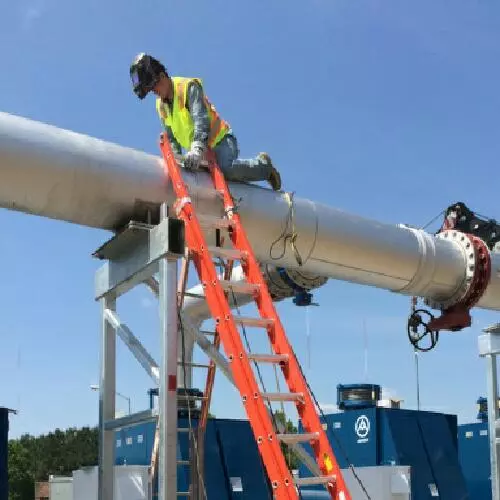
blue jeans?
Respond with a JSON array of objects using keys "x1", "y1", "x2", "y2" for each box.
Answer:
[{"x1": 213, "y1": 134, "x2": 271, "y2": 183}]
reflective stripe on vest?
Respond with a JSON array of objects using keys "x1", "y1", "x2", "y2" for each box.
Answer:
[{"x1": 155, "y1": 76, "x2": 230, "y2": 150}]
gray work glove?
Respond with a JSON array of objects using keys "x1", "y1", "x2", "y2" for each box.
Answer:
[{"x1": 184, "y1": 141, "x2": 205, "y2": 170}]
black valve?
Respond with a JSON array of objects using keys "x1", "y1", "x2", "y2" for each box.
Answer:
[{"x1": 407, "y1": 309, "x2": 440, "y2": 352}]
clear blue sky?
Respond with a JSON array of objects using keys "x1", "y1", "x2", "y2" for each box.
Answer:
[{"x1": 1, "y1": 0, "x2": 500, "y2": 438}]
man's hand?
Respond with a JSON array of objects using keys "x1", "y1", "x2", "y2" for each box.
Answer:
[{"x1": 184, "y1": 141, "x2": 205, "y2": 170}]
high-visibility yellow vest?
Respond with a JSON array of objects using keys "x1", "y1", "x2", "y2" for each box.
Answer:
[{"x1": 156, "y1": 76, "x2": 230, "y2": 150}]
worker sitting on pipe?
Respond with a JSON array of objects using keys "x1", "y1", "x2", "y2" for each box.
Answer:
[{"x1": 130, "y1": 53, "x2": 282, "y2": 191}]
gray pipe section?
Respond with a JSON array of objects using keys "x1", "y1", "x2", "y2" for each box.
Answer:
[
  {"x1": 182, "y1": 265, "x2": 327, "y2": 322},
  {"x1": 1, "y1": 111, "x2": 500, "y2": 311}
]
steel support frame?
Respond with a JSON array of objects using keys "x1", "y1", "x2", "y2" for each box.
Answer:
[
  {"x1": 479, "y1": 324, "x2": 500, "y2": 500},
  {"x1": 94, "y1": 210, "x2": 184, "y2": 500},
  {"x1": 93, "y1": 211, "x2": 323, "y2": 499}
]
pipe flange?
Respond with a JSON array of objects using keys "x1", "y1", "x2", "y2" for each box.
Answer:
[
  {"x1": 285, "y1": 269, "x2": 328, "y2": 290},
  {"x1": 425, "y1": 230, "x2": 476, "y2": 310},
  {"x1": 260, "y1": 264, "x2": 328, "y2": 301},
  {"x1": 461, "y1": 235, "x2": 491, "y2": 310}
]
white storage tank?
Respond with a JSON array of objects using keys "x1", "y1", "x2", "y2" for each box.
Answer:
[
  {"x1": 49, "y1": 475, "x2": 73, "y2": 500},
  {"x1": 297, "y1": 465, "x2": 411, "y2": 500},
  {"x1": 342, "y1": 465, "x2": 411, "y2": 500},
  {"x1": 72, "y1": 465, "x2": 150, "y2": 500}
]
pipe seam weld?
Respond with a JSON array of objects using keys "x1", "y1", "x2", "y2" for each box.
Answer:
[{"x1": 396, "y1": 224, "x2": 438, "y2": 297}]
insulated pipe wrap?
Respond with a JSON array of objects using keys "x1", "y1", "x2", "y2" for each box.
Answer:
[{"x1": 1, "y1": 111, "x2": 499, "y2": 311}]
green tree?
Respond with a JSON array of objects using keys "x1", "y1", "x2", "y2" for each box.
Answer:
[
  {"x1": 8, "y1": 426, "x2": 99, "y2": 499},
  {"x1": 8, "y1": 439, "x2": 34, "y2": 500},
  {"x1": 273, "y1": 410, "x2": 300, "y2": 470}
]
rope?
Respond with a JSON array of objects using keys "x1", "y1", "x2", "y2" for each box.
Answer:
[
  {"x1": 269, "y1": 191, "x2": 303, "y2": 266},
  {"x1": 305, "y1": 306, "x2": 311, "y2": 371}
]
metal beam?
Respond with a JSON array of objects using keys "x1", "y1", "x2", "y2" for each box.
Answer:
[
  {"x1": 94, "y1": 218, "x2": 184, "y2": 300},
  {"x1": 180, "y1": 311, "x2": 234, "y2": 385},
  {"x1": 103, "y1": 308, "x2": 159, "y2": 384},
  {"x1": 98, "y1": 296, "x2": 116, "y2": 500},
  {"x1": 104, "y1": 409, "x2": 157, "y2": 431},
  {"x1": 94, "y1": 215, "x2": 184, "y2": 500}
]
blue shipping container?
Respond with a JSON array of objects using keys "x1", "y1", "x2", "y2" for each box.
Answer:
[
  {"x1": 458, "y1": 422, "x2": 491, "y2": 500},
  {"x1": 299, "y1": 407, "x2": 469, "y2": 499},
  {"x1": 114, "y1": 417, "x2": 273, "y2": 499},
  {"x1": 0, "y1": 408, "x2": 8, "y2": 500}
]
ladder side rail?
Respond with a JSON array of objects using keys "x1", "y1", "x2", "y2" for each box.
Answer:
[
  {"x1": 160, "y1": 135, "x2": 298, "y2": 499},
  {"x1": 207, "y1": 154, "x2": 351, "y2": 499},
  {"x1": 199, "y1": 260, "x2": 233, "y2": 432}
]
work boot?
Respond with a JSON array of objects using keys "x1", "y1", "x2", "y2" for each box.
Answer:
[{"x1": 258, "y1": 152, "x2": 282, "y2": 191}]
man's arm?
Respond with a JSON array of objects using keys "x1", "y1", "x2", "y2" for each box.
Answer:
[{"x1": 186, "y1": 80, "x2": 210, "y2": 149}]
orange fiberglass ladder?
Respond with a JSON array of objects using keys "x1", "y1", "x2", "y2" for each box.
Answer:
[{"x1": 159, "y1": 132, "x2": 352, "y2": 500}]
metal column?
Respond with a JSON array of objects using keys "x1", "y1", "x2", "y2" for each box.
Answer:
[
  {"x1": 158, "y1": 205, "x2": 179, "y2": 500},
  {"x1": 94, "y1": 215, "x2": 185, "y2": 500},
  {"x1": 479, "y1": 323, "x2": 500, "y2": 500},
  {"x1": 98, "y1": 295, "x2": 116, "y2": 500}
]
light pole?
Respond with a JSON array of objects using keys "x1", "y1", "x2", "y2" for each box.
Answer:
[{"x1": 90, "y1": 384, "x2": 131, "y2": 415}]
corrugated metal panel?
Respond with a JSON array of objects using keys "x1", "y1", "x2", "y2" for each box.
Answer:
[
  {"x1": 214, "y1": 419, "x2": 272, "y2": 499},
  {"x1": 327, "y1": 408, "x2": 379, "y2": 468},
  {"x1": 417, "y1": 412, "x2": 469, "y2": 499},
  {"x1": 115, "y1": 421, "x2": 156, "y2": 466},
  {"x1": 201, "y1": 419, "x2": 230, "y2": 499},
  {"x1": 379, "y1": 409, "x2": 437, "y2": 498},
  {"x1": 0, "y1": 408, "x2": 8, "y2": 500},
  {"x1": 458, "y1": 422, "x2": 491, "y2": 500},
  {"x1": 298, "y1": 407, "x2": 379, "y2": 477}
]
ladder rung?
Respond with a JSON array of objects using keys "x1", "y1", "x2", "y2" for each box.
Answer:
[
  {"x1": 177, "y1": 460, "x2": 190, "y2": 466},
  {"x1": 248, "y1": 353, "x2": 289, "y2": 364},
  {"x1": 177, "y1": 428, "x2": 190, "y2": 433},
  {"x1": 208, "y1": 246, "x2": 247, "y2": 261},
  {"x1": 200, "y1": 330, "x2": 216, "y2": 336},
  {"x1": 277, "y1": 432, "x2": 319, "y2": 444},
  {"x1": 295, "y1": 475, "x2": 336, "y2": 487},
  {"x1": 183, "y1": 291, "x2": 205, "y2": 299},
  {"x1": 177, "y1": 492, "x2": 190, "y2": 496},
  {"x1": 198, "y1": 214, "x2": 235, "y2": 230},
  {"x1": 178, "y1": 361, "x2": 211, "y2": 369},
  {"x1": 219, "y1": 280, "x2": 260, "y2": 295},
  {"x1": 177, "y1": 394, "x2": 207, "y2": 400},
  {"x1": 233, "y1": 315, "x2": 274, "y2": 328},
  {"x1": 261, "y1": 392, "x2": 304, "y2": 402}
]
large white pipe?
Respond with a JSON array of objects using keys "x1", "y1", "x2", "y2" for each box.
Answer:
[{"x1": 1, "y1": 111, "x2": 500, "y2": 311}]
